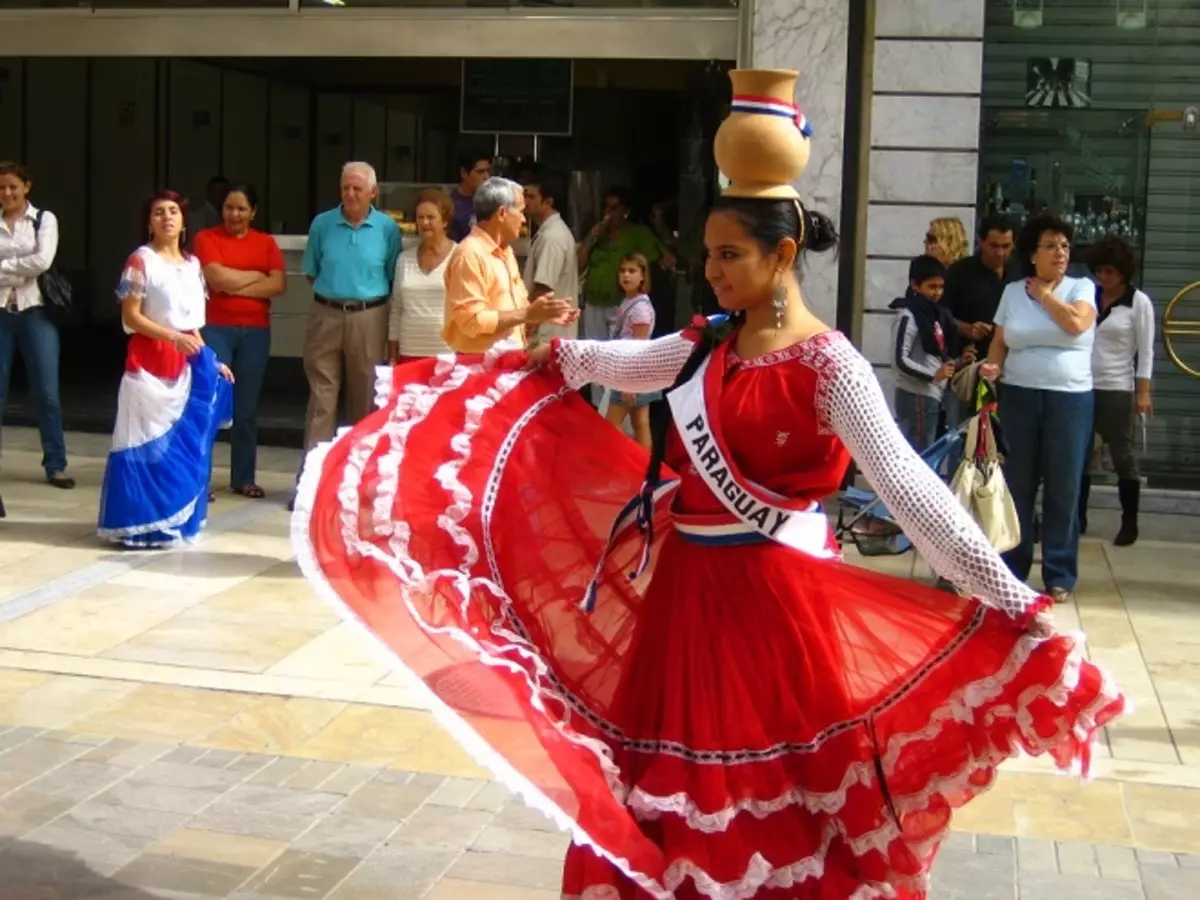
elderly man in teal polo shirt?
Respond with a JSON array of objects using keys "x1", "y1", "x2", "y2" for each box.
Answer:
[{"x1": 300, "y1": 161, "x2": 401, "y2": 454}]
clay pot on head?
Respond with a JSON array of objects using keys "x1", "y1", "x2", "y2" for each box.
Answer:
[{"x1": 714, "y1": 69, "x2": 811, "y2": 200}]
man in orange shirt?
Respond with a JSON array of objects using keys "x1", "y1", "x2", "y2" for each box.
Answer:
[{"x1": 442, "y1": 177, "x2": 575, "y2": 353}]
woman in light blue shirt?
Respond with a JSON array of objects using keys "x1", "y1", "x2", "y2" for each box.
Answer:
[{"x1": 980, "y1": 213, "x2": 1097, "y2": 604}]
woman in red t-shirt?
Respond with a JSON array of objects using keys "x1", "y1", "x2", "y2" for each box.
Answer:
[{"x1": 194, "y1": 182, "x2": 285, "y2": 499}]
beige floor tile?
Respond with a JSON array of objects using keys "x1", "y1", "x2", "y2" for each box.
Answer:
[
  {"x1": 71, "y1": 684, "x2": 255, "y2": 742},
  {"x1": 265, "y1": 622, "x2": 391, "y2": 684},
  {"x1": 150, "y1": 826, "x2": 289, "y2": 868},
  {"x1": 197, "y1": 696, "x2": 348, "y2": 754},
  {"x1": 293, "y1": 706, "x2": 435, "y2": 765},
  {"x1": 0, "y1": 674, "x2": 141, "y2": 730},
  {"x1": 101, "y1": 611, "x2": 327, "y2": 674},
  {"x1": 389, "y1": 728, "x2": 493, "y2": 780},
  {"x1": 0, "y1": 668, "x2": 52, "y2": 703},
  {"x1": 0, "y1": 584, "x2": 203, "y2": 657},
  {"x1": 1123, "y1": 783, "x2": 1200, "y2": 854}
]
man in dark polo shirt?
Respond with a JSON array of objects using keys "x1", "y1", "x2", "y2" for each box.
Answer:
[
  {"x1": 944, "y1": 215, "x2": 1018, "y2": 360},
  {"x1": 941, "y1": 216, "x2": 1018, "y2": 468}
]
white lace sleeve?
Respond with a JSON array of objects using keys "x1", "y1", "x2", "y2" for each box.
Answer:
[
  {"x1": 817, "y1": 338, "x2": 1044, "y2": 619},
  {"x1": 552, "y1": 333, "x2": 696, "y2": 392}
]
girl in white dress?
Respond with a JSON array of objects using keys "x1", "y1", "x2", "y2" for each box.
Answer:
[{"x1": 98, "y1": 190, "x2": 233, "y2": 548}]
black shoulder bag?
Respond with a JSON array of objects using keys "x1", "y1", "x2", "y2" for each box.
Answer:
[{"x1": 33, "y1": 209, "x2": 73, "y2": 321}]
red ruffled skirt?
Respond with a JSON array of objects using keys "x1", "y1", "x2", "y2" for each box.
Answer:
[{"x1": 293, "y1": 353, "x2": 1124, "y2": 900}]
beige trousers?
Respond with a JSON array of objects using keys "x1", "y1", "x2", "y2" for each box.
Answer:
[{"x1": 302, "y1": 300, "x2": 389, "y2": 450}]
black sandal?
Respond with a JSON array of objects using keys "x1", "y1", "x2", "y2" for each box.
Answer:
[
  {"x1": 47, "y1": 473, "x2": 76, "y2": 490},
  {"x1": 208, "y1": 491, "x2": 216, "y2": 503},
  {"x1": 231, "y1": 484, "x2": 266, "y2": 499}
]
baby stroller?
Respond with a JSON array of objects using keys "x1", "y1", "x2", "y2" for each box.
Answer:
[{"x1": 835, "y1": 425, "x2": 967, "y2": 557}]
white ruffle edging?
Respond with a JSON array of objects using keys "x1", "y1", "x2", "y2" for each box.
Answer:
[{"x1": 290, "y1": 352, "x2": 673, "y2": 900}]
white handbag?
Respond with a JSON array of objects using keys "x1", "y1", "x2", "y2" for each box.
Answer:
[{"x1": 950, "y1": 413, "x2": 1021, "y2": 553}]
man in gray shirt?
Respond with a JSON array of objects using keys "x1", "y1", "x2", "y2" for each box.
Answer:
[{"x1": 522, "y1": 171, "x2": 579, "y2": 344}]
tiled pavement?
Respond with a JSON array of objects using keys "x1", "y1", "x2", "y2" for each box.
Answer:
[
  {"x1": 0, "y1": 725, "x2": 1197, "y2": 899},
  {"x1": 2, "y1": 426, "x2": 1200, "y2": 898}
]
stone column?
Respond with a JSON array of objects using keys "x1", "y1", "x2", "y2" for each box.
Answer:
[
  {"x1": 751, "y1": 0, "x2": 850, "y2": 325},
  {"x1": 862, "y1": 0, "x2": 986, "y2": 388}
]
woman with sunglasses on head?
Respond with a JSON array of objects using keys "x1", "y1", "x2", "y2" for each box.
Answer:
[
  {"x1": 97, "y1": 190, "x2": 233, "y2": 548},
  {"x1": 980, "y1": 213, "x2": 1098, "y2": 604},
  {"x1": 294, "y1": 72, "x2": 1122, "y2": 898}
]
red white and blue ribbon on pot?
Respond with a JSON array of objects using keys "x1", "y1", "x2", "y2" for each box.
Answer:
[{"x1": 730, "y1": 95, "x2": 814, "y2": 138}]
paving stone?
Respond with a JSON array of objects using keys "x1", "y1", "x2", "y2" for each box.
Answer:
[
  {"x1": 426, "y1": 776, "x2": 486, "y2": 809},
  {"x1": 337, "y1": 779, "x2": 439, "y2": 822},
  {"x1": 281, "y1": 760, "x2": 344, "y2": 791},
  {"x1": 186, "y1": 802, "x2": 316, "y2": 843},
  {"x1": 494, "y1": 800, "x2": 560, "y2": 833},
  {"x1": 327, "y1": 844, "x2": 461, "y2": 900},
  {"x1": 116, "y1": 853, "x2": 260, "y2": 896},
  {"x1": 389, "y1": 805, "x2": 496, "y2": 849},
  {"x1": 318, "y1": 763, "x2": 379, "y2": 795},
  {"x1": 470, "y1": 824, "x2": 571, "y2": 860},
  {"x1": 24, "y1": 820, "x2": 155, "y2": 877},
  {"x1": 445, "y1": 847, "x2": 565, "y2": 890},
  {"x1": 194, "y1": 749, "x2": 244, "y2": 770},
  {"x1": 1097, "y1": 844, "x2": 1142, "y2": 881},
  {"x1": 1142, "y1": 865, "x2": 1200, "y2": 900},
  {"x1": 0, "y1": 738, "x2": 88, "y2": 775},
  {"x1": 1017, "y1": 837, "x2": 1059, "y2": 873},
  {"x1": 0, "y1": 788, "x2": 77, "y2": 837},
  {"x1": 930, "y1": 848, "x2": 1016, "y2": 900},
  {"x1": 290, "y1": 814, "x2": 399, "y2": 857},
  {"x1": 941, "y1": 832, "x2": 976, "y2": 853},
  {"x1": 1056, "y1": 840, "x2": 1099, "y2": 876},
  {"x1": 1018, "y1": 872, "x2": 1145, "y2": 900},
  {"x1": 78, "y1": 739, "x2": 147, "y2": 765},
  {"x1": 1137, "y1": 849, "x2": 1180, "y2": 868},
  {"x1": 976, "y1": 834, "x2": 1015, "y2": 856},
  {"x1": 217, "y1": 783, "x2": 345, "y2": 817},
  {"x1": 63, "y1": 800, "x2": 189, "y2": 840},
  {"x1": 25, "y1": 761, "x2": 128, "y2": 801},
  {"x1": 125, "y1": 761, "x2": 246, "y2": 792},
  {"x1": 93, "y1": 780, "x2": 224, "y2": 816},
  {"x1": 464, "y1": 781, "x2": 513, "y2": 813},
  {"x1": 226, "y1": 753, "x2": 277, "y2": 775},
  {"x1": 426, "y1": 879, "x2": 559, "y2": 900},
  {"x1": 0, "y1": 726, "x2": 43, "y2": 751},
  {"x1": 151, "y1": 827, "x2": 289, "y2": 870},
  {"x1": 248, "y1": 757, "x2": 309, "y2": 788},
  {"x1": 1176, "y1": 854, "x2": 1200, "y2": 870},
  {"x1": 39, "y1": 730, "x2": 109, "y2": 746},
  {"x1": 240, "y1": 850, "x2": 361, "y2": 898},
  {"x1": 159, "y1": 746, "x2": 207, "y2": 765}
]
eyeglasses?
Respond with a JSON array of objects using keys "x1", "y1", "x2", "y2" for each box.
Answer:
[
  {"x1": 1038, "y1": 242, "x2": 1071, "y2": 253},
  {"x1": 924, "y1": 233, "x2": 937, "y2": 245}
]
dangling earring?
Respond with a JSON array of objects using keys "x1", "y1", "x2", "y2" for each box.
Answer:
[{"x1": 772, "y1": 281, "x2": 788, "y2": 329}]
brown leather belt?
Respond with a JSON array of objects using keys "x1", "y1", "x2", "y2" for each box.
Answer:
[{"x1": 314, "y1": 294, "x2": 388, "y2": 312}]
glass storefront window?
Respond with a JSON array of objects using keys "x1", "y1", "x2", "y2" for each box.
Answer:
[{"x1": 979, "y1": 0, "x2": 1200, "y2": 487}]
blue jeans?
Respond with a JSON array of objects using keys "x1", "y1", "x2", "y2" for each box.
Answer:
[
  {"x1": 0, "y1": 306, "x2": 68, "y2": 476},
  {"x1": 202, "y1": 325, "x2": 271, "y2": 488},
  {"x1": 894, "y1": 388, "x2": 940, "y2": 453},
  {"x1": 997, "y1": 384, "x2": 1093, "y2": 592}
]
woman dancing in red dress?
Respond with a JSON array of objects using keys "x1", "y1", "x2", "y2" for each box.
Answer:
[{"x1": 292, "y1": 70, "x2": 1123, "y2": 900}]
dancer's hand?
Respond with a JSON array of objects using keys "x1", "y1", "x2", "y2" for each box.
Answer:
[
  {"x1": 218, "y1": 364, "x2": 235, "y2": 383},
  {"x1": 526, "y1": 343, "x2": 553, "y2": 369},
  {"x1": 1027, "y1": 609, "x2": 1055, "y2": 639},
  {"x1": 174, "y1": 331, "x2": 204, "y2": 355}
]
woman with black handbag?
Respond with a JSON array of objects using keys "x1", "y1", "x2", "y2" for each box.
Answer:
[{"x1": 0, "y1": 161, "x2": 73, "y2": 490}]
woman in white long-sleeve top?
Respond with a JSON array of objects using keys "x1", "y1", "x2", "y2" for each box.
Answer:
[
  {"x1": 1079, "y1": 235, "x2": 1155, "y2": 546},
  {"x1": 0, "y1": 160, "x2": 73, "y2": 489}
]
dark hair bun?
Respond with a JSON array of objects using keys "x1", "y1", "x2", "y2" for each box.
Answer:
[{"x1": 804, "y1": 208, "x2": 838, "y2": 254}]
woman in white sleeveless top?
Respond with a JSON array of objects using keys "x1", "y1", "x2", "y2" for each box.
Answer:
[{"x1": 387, "y1": 188, "x2": 455, "y2": 364}]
